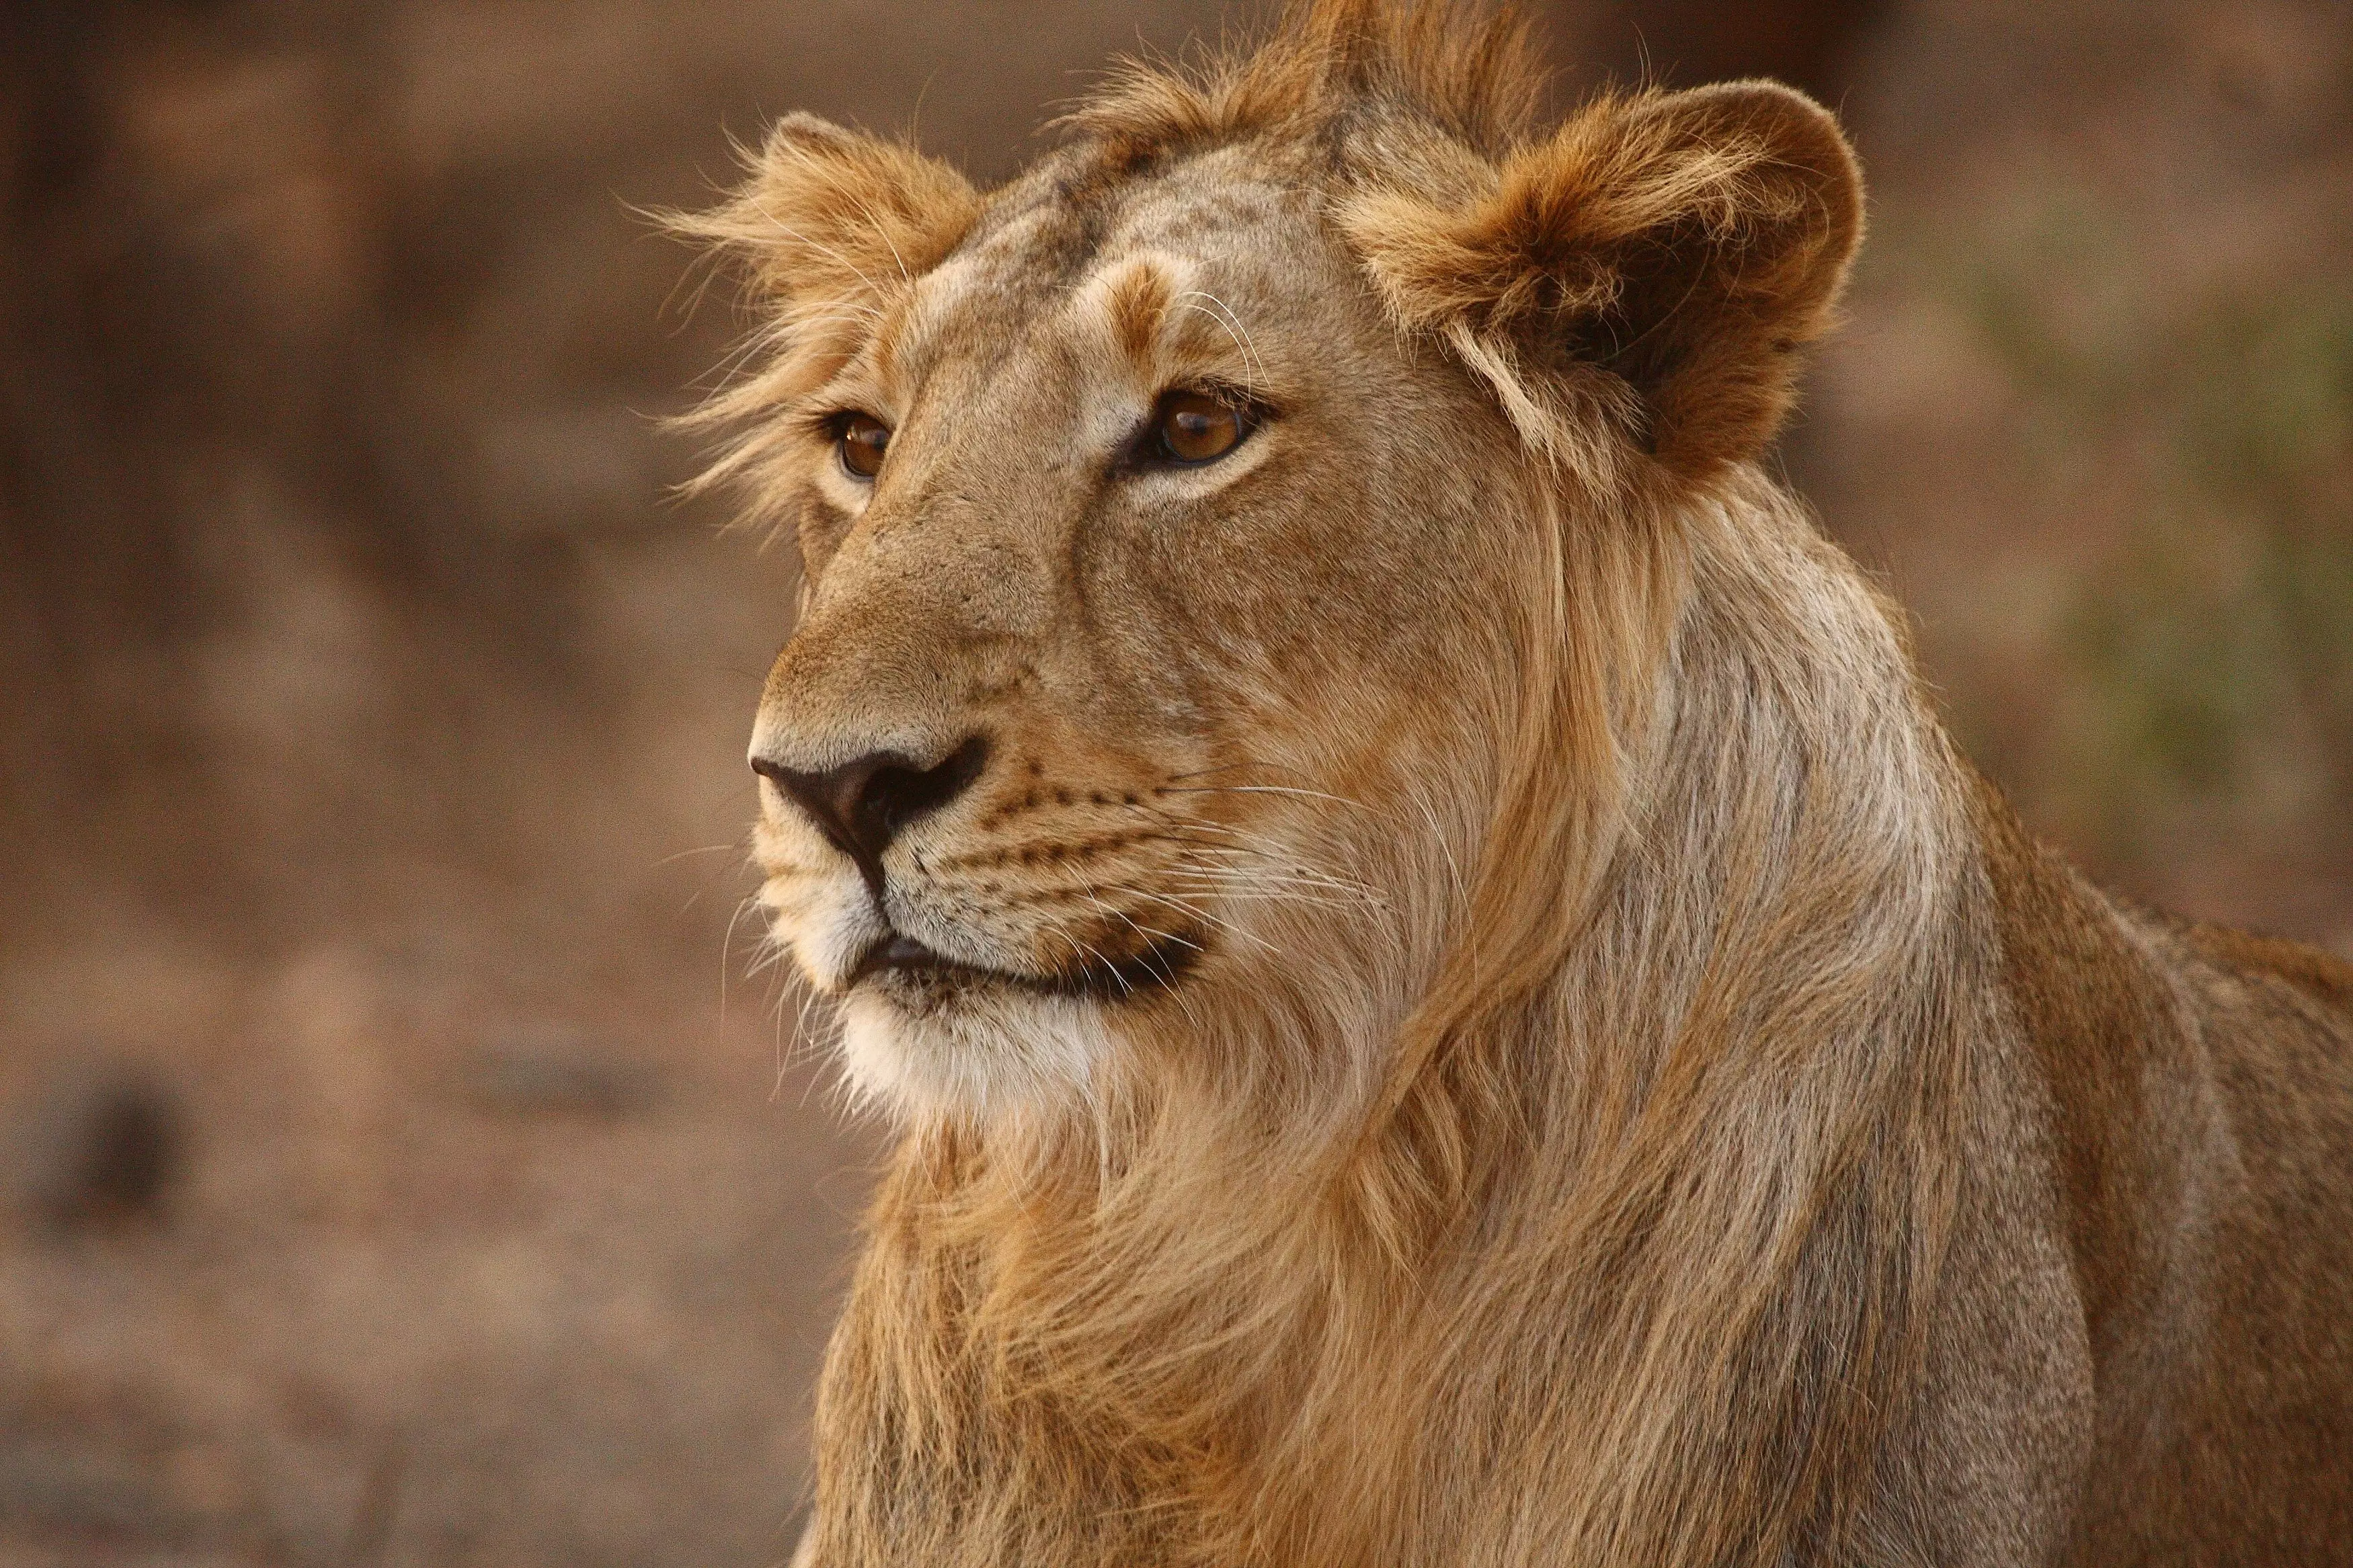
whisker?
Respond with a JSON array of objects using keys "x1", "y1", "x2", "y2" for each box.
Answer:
[
  {"x1": 657, "y1": 841, "x2": 746, "y2": 867},
  {"x1": 1154, "y1": 784, "x2": 1376, "y2": 811},
  {"x1": 1159, "y1": 843, "x2": 1387, "y2": 906},
  {"x1": 1172, "y1": 290, "x2": 1265, "y2": 395},
  {"x1": 1120, "y1": 887, "x2": 1280, "y2": 956},
  {"x1": 721, "y1": 890, "x2": 762, "y2": 1021}
]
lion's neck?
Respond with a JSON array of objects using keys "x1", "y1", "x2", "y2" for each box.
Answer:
[{"x1": 830, "y1": 474, "x2": 1995, "y2": 1567}]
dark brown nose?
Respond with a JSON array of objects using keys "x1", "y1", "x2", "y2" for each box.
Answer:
[{"x1": 752, "y1": 737, "x2": 989, "y2": 894}]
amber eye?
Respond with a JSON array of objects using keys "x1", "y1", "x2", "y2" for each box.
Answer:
[
  {"x1": 1149, "y1": 389, "x2": 1250, "y2": 466},
  {"x1": 838, "y1": 413, "x2": 891, "y2": 480}
]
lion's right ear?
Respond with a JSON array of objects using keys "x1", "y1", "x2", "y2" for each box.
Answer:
[
  {"x1": 1340, "y1": 83, "x2": 1862, "y2": 485},
  {"x1": 686, "y1": 112, "x2": 980, "y2": 315}
]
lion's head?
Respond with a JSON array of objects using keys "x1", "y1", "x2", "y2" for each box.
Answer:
[{"x1": 691, "y1": 1, "x2": 1862, "y2": 1124}]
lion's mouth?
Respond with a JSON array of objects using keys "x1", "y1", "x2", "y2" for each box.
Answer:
[{"x1": 846, "y1": 930, "x2": 1199, "y2": 1003}]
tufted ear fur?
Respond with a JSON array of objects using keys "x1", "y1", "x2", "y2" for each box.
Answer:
[
  {"x1": 1341, "y1": 81, "x2": 1863, "y2": 483},
  {"x1": 673, "y1": 114, "x2": 979, "y2": 513},
  {"x1": 683, "y1": 112, "x2": 980, "y2": 368}
]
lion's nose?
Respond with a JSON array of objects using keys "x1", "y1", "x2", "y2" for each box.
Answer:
[{"x1": 752, "y1": 736, "x2": 990, "y2": 893}]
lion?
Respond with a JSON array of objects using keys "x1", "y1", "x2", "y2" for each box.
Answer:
[{"x1": 681, "y1": 3, "x2": 2353, "y2": 1563}]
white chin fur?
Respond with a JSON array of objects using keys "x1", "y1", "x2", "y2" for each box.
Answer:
[{"x1": 836, "y1": 985, "x2": 1119, "y2": 1120}]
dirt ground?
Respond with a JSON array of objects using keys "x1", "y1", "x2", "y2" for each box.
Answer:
[{"x1": 1, "y1": 1, "x2": 2345, "y2": 1563}]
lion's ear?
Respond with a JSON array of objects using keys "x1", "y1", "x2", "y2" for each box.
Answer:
[
  {"x1": 694, "y1": 112, "x2": 980, "y2": 310},
  {"x1": 1342, "y1": 82, "x2": 1862, "y2": 481}
]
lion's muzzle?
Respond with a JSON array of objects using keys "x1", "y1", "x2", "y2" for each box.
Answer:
[{"x1": 752, "y1": 735, "x2": 991, "y2": 899}]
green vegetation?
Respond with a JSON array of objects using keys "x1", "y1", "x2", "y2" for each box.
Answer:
[{"x1": 1950, "y1": 191, "x2": 2353, "y2": 872}]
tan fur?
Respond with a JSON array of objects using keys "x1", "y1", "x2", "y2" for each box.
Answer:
[{"x1": 686, "y1": 4, "x2": 2353, "y2": 1563}]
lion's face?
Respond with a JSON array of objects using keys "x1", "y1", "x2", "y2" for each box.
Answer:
[
  {"x1": 746, "y1": 144, "x2": 1517, "y2": 1115},
  {"x1": 705, "y1": 72, "x2": 1862, "y2": 1120}
]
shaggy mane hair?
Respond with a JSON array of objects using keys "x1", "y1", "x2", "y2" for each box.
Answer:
[
  {"x1": 758, "y1": 8, "x2": 1970, "y2": 1566},
  {"x1": 691, "y1": 3, "x2": 2353, "y2": 1565},
  {"x1": 1062, "y1": 0, "x2": 1546, "y2": 157}
]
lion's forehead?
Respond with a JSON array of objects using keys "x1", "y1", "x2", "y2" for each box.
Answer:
[{"x1": 898, "y1": 161, "x2": 1326, "y2": 386}]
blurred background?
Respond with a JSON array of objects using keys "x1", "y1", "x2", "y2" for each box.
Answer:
[{"x1": 0, "y1": 0, "x2": 2345, "y2": 1562}]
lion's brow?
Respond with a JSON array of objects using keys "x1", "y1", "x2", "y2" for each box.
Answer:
[
  {"x1": 884, "y1": 265, "x2": 974, "y2": 378},
  {"x1": 1092, "y1": 257, "x2": 1178, "y2": 370},
  {"x1": 1073, "y1": 253, "x2": 1266, "y2": 394}
]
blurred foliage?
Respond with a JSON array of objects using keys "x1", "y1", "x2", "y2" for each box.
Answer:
[{"x1": 1947, "y1": 189, "x2": 2352, "y2": 868}]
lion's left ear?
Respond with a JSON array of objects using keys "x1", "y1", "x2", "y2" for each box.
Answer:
[{"x1": 1341, "y1": 82, "x2": 1863, "y2": 482}]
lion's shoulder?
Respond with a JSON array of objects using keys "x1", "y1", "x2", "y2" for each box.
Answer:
[{"x1": 2173, "y1": 920, "x2": 2353, "y2": 1019}]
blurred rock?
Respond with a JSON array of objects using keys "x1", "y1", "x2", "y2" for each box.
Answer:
[
  {"x1": 461, "y1": 1028, "x2": 662, "y2": 1120},
  {"x1": 0, "y1": 1381, "x2": 260, "y2": 1559},
  {"x1": 11, "y1": 1060, "x2": 186, "y2": 1233}
]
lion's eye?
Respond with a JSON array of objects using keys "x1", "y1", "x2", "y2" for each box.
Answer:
[
  {"x1": 838, "y1": 413, "x2": 891, "y2": 481},
  {"x1": 1149, "y1": 390, "x2": 1250, "y2": 466}
]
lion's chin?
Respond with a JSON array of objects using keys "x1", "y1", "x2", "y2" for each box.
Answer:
[{"x1": 835, "y1": 984, "x2": 1121, "y2": 1120}]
